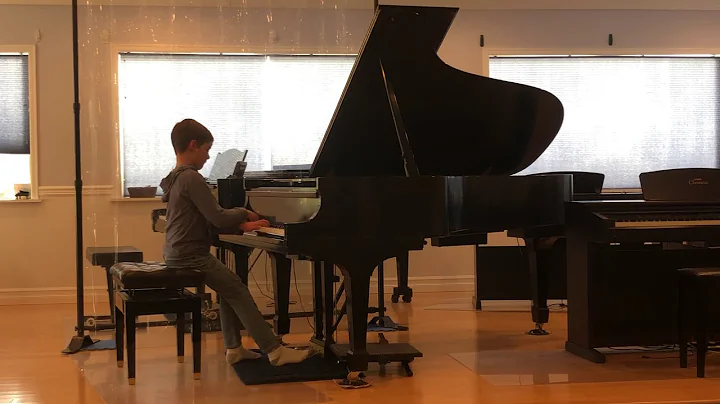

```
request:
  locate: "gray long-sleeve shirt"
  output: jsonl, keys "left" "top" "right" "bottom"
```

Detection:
{"left": 160, "top": 165, "right": 248, "bottom": 259}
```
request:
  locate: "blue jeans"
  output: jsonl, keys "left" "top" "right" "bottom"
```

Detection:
{"left": 165, "top": 254, "right": 281, "bottom": 353}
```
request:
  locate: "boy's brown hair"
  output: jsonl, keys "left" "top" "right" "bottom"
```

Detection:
{"left": 171, "top": 119, "right": 214, "bottom": 153}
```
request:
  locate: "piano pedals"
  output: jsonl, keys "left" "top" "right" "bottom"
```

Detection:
{"left": 368, "top": 262, "right": 408, "bottom": 332}
{"left": 316, "top": 260, "right": 420, "bottom": 387}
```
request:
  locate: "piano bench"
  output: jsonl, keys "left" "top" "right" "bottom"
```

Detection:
{"left": 84, "top": 246, "right": 144, "bottom": 331}
{"left": 678, "top": 267, "right": 720, "bottom": 378}
{"left": 110, "top": 261, "right": 205, "bottom": 385}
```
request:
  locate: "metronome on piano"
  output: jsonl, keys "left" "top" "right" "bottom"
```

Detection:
{"left": 231, "top": 149, "right": 248, "bottom": 178}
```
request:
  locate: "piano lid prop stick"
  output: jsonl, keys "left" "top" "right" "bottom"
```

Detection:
{"left": 380, "top": 60, "right": 420, "bottom": 178}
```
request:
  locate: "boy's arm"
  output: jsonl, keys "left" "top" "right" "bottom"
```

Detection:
{"left": 183, "top": 170, "right": 249, "bottom": 228}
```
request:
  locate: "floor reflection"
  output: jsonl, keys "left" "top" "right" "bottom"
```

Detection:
{"left": 449, "top": 348, "right": 714, "bottom": 386}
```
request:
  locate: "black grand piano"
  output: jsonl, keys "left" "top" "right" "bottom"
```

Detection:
{"left": 215, "top": 4, "right": 572, "bottom": 384}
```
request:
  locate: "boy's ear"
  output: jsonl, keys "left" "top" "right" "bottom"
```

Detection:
{"left": 187, "top": 139, "right": 198, "bottom": 150}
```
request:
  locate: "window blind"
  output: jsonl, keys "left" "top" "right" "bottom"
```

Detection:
{"left": 118, "top": 53, "right": 355, "bottom": 193}
{"left": 0, "top": 55, "right": 30, "bottom": 154}
{"left": 489, "top": 56, "right": 720, "bottom": 189}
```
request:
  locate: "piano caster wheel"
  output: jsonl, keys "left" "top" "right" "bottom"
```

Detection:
{"left": 335, "top": 371, "right": 371, "bottom": 389}
{"left": 402, "top": 295, "right": 412, "bottom": 303}
{"left": 391, "top": 294, "right": 400, "bottom": 303}
{"left": 527, "top": 323, "right": 550, "bottom": 336}
{"left": 84, "top": 317, "right": 96, "bottom": 329}
{"left": 402, "top": 362, "right": 413, "bottom": 377}
{"left": 207, "top": 311, "right": 218, "bottom": 321}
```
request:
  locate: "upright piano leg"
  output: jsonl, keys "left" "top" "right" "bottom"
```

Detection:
{"left": 564, "top": 236, "right": 605, "bottom": 363}
{"left": 269, "top": 252, "right": 292, "bottom": 336}
{"left": 526, "top": 238, "right": 550, "bottom": 336}
{"left": 335, "top": 263, "right": 374, "bottom": 388}
{"left": 392, "top": 252, "right": 412, "bottom": 303}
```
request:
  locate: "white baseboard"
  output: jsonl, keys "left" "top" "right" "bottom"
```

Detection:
{"left": 0, "top": 275, "right": 475, "bottom": 306}
{"left": 0, "top": 286, "right": 112, "bottom": 306}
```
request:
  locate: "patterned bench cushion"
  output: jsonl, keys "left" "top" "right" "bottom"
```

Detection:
{"left": 110, "top": 261, "right": 204, "bottom": 290}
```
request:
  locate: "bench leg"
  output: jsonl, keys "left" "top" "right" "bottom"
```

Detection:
{"left": 115, "top": 306, "right": 125, "bottom": 368}
{"left": 696, "top": 284, "right": 708, "bottom": 378}
{"left": 177, "top": 312, "right": 185, "bottom": 363}
{"left": 127, "top": 308, "right": 137, "bottom": 385}
{"left": 106, "top": 267, "right": 116, "bottom": 324}
{"left": 679, "top": 277, "right": 688, "bottom": 368}
{"left": 192, "top": 305, "right": 202, "bottom": 380}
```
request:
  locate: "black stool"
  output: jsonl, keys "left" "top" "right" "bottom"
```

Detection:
{"left": 678, "top": 267, "right": 720, "bottom": 378}
{"left": 85, "top": 246, "right": 144, "bottom": 330}
{"left": 111, "top": 261, "right": 205, "bottom": 385}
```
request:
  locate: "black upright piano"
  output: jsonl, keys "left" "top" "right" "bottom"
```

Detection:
{"left": 509, "top": 167, "right": 720, "bottom": 363}
{"left": 214, "top": 4, "right": 573, "bottom": 384}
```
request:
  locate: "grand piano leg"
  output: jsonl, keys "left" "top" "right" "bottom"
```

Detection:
{"left": 526, "top": 238, "right": 550, "bottom": 336}
{"left": 392, "top": 252, "right": 412, "bottom": 303}
{"left": 269, "top": 252, "right": 292, "bottom": 336}
{"left": 311, "top": 261, "right": 325, "bottom": 342}
{"left": 232, "top": 246, "right": 251, "bottom": 286}
{"left": 335, "top": 262, "right": 374, "bottom": 388}
{"left": 310, "top": 261, "right": 337, "bottom": 358}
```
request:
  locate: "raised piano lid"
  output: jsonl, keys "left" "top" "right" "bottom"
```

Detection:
{"left": 310, "top": 5, "right": 564, "bottom": 178}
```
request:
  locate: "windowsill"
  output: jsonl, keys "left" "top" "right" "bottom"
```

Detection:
{"left": 0, "top": 199, "right": 42, "bottom": 204}
{"left": 110, "top": 197, "right": 165, "bottom": 203}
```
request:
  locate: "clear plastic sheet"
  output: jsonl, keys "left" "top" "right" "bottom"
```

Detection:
{"left": 77, "top": 0, "right": 364, "bottom": 336}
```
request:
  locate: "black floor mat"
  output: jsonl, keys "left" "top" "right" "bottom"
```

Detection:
{"left": 232, "top": 350, "right": 347, "bottom": 385}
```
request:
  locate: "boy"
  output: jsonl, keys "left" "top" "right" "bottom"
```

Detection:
{"left": 160, "top": 118, "right": 310, "bottom": 366}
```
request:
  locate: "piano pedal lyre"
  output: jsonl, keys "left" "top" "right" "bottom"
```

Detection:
{"left": 527, "top": 323, "right": 550, "bottom": 336}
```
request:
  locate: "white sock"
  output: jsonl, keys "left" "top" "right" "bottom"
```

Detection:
{"left": 267, "top": 346, "right": 310, "bottom": 366}
{"left": 226, "top": 346, "right": 262, "bottom": 364}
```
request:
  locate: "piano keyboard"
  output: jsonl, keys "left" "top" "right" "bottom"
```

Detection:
{"left": 614, "top": 220, "right": 720, "bottom": 228}
{"left": 255, "top": 227, "right": 285, "bottom": 238}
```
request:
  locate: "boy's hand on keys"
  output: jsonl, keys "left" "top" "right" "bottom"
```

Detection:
{"left": 247, "top": 210, "right": 260, "bottom": 222}
{"left": 240, "top": 219, "right": 270, "bottom": 233}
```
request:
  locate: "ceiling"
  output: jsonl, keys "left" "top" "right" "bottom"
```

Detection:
{"left": 3, "top": 0, "right": 720, "bottom": 10}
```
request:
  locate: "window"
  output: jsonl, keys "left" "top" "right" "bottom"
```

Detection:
{"left": 117, "top": 53, "right": 355, "bottom": 194}
{"left": 0, "top": 53, "right": 32, "bottom": 200}
{"left": 489, "top": 55, "right": 720, "bottom": 189}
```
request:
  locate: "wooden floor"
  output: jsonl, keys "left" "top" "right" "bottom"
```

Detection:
{"left": 2, "top": 291, "right": 720, "bottom": 404}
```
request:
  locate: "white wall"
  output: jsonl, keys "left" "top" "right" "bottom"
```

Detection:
{"left": 3, "top": 3, "right": 720, "bottom": 305}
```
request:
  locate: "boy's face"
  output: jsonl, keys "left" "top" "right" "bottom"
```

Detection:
{"left": 186, "top": 140, "right": 212, "bottom": 170}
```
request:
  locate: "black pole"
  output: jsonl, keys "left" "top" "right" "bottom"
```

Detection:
{"left": 64, "top": 0, "right": 93, "bottom": 354}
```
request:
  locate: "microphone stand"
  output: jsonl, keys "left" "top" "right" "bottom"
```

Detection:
{"left": 63, "top": 0, "right": 95, "bottom": 354}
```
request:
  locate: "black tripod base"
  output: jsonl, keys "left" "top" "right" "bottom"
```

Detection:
{"left": 62, "top": 334, "right": 95, "bottom": 354}
{"left": 526, "top": 323, "right": 550, "bottom": 336}
{"left": 368, "top": 316, "right": 408, "bottom": 332}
